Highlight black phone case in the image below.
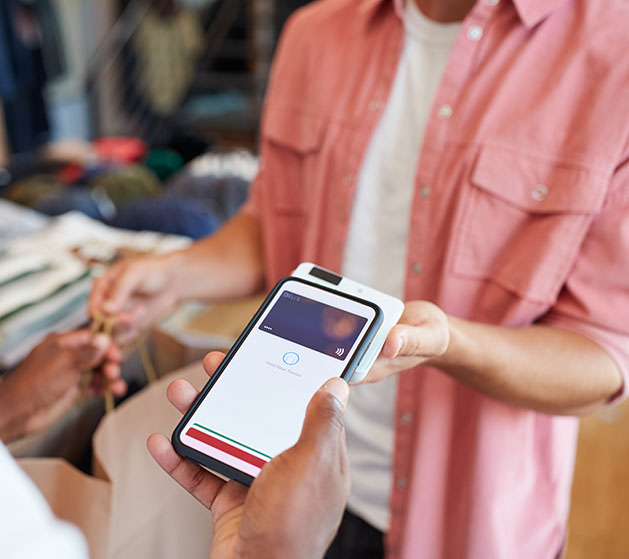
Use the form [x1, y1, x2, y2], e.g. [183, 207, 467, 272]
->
[171, 275, 383, 486]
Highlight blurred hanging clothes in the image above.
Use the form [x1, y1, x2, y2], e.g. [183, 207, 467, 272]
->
[0, 0, 65, 154]
[132, 4, 204, 115]
[166, 149, 256, 219]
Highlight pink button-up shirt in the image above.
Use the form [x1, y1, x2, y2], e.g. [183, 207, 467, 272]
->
[245, 0, 629, 557]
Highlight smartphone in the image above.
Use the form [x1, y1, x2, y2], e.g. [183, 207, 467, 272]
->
[172, 276, 383, 485]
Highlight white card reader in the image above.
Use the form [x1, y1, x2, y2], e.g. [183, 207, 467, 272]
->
[292, 262, 404, 382]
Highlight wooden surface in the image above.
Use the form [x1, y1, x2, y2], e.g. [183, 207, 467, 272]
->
[151, 295, 265, 377]
[185, 295, 265, 339]
[567, 399, 629, 558]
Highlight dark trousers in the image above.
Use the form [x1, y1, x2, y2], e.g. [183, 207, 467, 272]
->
[325, 509, 385, 559]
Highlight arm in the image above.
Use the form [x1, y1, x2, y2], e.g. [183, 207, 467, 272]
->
[366, 302, 622, 416]
[440, 318, 622, 415]
[368, 155, 629, 416]
[163, 212, 264, 303]
[89, 212, 264, 332]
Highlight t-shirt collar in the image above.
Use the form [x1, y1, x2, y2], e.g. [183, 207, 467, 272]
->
[365, 0, 570, 29]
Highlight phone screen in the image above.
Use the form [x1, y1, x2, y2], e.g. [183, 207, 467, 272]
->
[178, 279, 378, 479]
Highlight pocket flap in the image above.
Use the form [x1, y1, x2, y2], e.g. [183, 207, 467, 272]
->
[472, 148, 609, 214]
[262, 107, 327, 153]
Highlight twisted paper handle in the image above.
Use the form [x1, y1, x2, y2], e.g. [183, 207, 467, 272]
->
[82, 312, 157, 413]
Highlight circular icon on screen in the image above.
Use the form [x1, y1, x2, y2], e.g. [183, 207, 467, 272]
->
[282, 351, 300, 366]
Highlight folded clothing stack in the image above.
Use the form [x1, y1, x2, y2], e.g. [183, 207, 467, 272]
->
[0, 211, 190, 370]
[0, 199, 49, 251]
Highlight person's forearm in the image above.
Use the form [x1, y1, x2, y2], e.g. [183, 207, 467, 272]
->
[165, 212, 265, 303]
[0, 375, 31, 443]
[431, 318, 623, 416]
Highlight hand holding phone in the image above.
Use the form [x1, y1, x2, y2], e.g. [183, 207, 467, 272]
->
[150, 352, 350, 559]
[172, 266, 403, 484]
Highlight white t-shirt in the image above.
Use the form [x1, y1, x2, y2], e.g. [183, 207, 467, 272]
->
[0, 443, 88, 558]
[341, 1, 461, 532]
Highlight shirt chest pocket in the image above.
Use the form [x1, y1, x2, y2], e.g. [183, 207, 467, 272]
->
[451, 148, 610, 305]
[261, 107, 327, 214]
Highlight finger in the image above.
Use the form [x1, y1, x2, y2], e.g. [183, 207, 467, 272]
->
[108, 378, 127, 396]
[55, 329, 92, 350]
[87, 273, 109, 317]
[102, 263, 143, 314]
[81, 334, 111, 368]
[381, 325, 405, 359]
[382, 324, 425, 358]
[166, 379, 199, 415]
[57, 331, 111, 369]
[89, 273, 114, 317]
[89, 375, 127, 398]
[202, 352, 225, 378]
[111, 324, 140, 346]
[102, 361, 122, 381]
[386, 323, 448, 359]
[105, 343, 122, 363]
[147, 433, 225, 509]
[360, 354, 417, 384]
[298, 377, 349, 450]
[114, 306, 146, 328]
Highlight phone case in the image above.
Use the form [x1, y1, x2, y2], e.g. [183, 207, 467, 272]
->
[291, 263, 405, 382]
[172, 275, 384, 485]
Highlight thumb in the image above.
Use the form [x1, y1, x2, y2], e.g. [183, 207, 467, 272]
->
[382, 323, 449, 359]
[102, 265, 144, 314]
[297, 377, 349, 450]
[381, 324, 423, 358]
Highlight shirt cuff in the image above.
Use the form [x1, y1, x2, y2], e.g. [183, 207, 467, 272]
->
[539, 313, 629, 404]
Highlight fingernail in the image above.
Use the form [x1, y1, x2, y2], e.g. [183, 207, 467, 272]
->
[324, 377, 350, 410]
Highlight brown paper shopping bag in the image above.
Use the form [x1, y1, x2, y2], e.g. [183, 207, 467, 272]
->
[92, 361, 213, 559]
[18, 458, 112, 559]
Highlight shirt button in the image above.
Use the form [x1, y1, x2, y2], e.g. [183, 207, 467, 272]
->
[368, 99, 385, 111]
[396, 476, 408, 488]
[437, 104, 453, 119]
[401, 412, 413, 424]
[412, 262, 423, 275]
[419, 186, 431, 198]
[342, 172, 355, 185]
[466, 25, 483, 42]
[531, 184, 549, 202]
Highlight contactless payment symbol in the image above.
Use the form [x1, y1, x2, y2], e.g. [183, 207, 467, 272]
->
[282, 351, 300, 366]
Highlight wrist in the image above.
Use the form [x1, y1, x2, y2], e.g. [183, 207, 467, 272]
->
[162, 249, 193, 304]
[426, 314, 462, 370]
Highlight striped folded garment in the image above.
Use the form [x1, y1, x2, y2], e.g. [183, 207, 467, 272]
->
[0, 254, 90, 369]
[0, 211, 190, 371]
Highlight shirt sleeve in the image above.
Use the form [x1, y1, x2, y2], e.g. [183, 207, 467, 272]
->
[539, 153, 629, 402]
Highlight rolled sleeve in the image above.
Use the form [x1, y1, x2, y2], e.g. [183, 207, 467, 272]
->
[539, 154, 629, 402]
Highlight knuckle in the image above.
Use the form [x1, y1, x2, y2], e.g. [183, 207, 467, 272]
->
[187, 466, 207, 495]
[314, 395, 345, 434]
[409, 335, 422, 355]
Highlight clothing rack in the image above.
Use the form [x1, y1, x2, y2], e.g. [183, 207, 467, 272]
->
[84, 0, 272, 145]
